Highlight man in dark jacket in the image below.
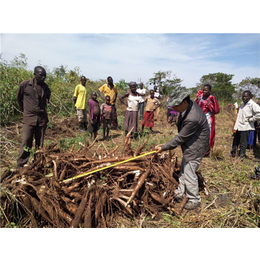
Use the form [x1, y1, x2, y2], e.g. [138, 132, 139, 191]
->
[16, 66, 51, 167]
[156, 87, 209, 210]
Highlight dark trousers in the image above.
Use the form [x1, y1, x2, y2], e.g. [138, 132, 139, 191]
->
[138, 102, 145, 119]
[17, 123, 47, 167]
[231, 130, 250, 157]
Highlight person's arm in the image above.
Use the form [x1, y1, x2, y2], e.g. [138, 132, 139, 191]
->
[73, 85, 78, 107]
[153, 98, 160, 111]
[16, 82, 24, 111]
[161, 119, 199, 151]
[119, 92, 129, 107]
[110, 105, 114, 121]
[248, 102, 260, 122]
[137, 89, 146, 96]
[114, 93, 118, 103]
[46, 86, 51, 104]
[97, 89, 105, 101]
[208, 96, 220, 114]
[88, 100, 93, 124]
[196, 90, 203, 99]
[113, 85, 118, 103]
[100, 104, 104, 121]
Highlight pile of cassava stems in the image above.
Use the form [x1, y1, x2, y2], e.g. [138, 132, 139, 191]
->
[0, 130, 208, 228]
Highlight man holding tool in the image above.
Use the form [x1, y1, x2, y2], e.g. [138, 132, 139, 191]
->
[155, 87, 210, 210]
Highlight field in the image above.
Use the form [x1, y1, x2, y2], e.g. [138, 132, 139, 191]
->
[0, 103, 260, 228]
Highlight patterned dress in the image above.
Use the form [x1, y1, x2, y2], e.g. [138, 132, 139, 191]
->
[195, 90, 220, 154]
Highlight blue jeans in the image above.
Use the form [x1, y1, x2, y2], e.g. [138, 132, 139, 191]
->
[138, 102, 144, 119]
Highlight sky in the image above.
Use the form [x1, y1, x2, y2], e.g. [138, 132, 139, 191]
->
[1, 33, 259, 88]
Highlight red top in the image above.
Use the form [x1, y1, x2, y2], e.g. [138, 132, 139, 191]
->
[195, 92, 220, 115]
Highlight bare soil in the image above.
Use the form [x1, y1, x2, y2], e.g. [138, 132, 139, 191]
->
[1, 107, 260, 228]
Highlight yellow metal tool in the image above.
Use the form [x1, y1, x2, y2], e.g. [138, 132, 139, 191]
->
[61, 150, 157, 184]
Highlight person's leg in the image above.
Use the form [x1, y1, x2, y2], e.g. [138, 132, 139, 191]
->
[103, 126, 106, 139]
[138, 102, 141, 119]
[154, 107, 159, 121]
[167, 108, 171, 118]
[140, 102, 144, 120]
[106, 127, 110, 139]
[230, 131, 240, 156]
[239, 130, 250, 158]
[112, 105, 119, 129]
[94, 131, 97, 140]
[183, 158, 202, 204]
[35, 123, 47, 149]
[88, 122, 94, 141]
[17, 124, 35, 167]
[174, 158, 186, 200]
[77, 109, 85, 132]
[83, 109, 88, 130]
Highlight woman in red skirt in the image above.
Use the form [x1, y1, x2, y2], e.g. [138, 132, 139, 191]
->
[141, 90, 160, 133]
[195, 84, 220, 155]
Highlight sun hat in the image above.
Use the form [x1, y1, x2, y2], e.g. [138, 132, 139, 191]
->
[166, 86, 192, 107]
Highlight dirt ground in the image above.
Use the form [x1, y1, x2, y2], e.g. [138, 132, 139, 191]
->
[1, 107, 260, 228]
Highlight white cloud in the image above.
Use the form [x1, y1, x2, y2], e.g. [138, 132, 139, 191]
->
[1, 33, 259, 88]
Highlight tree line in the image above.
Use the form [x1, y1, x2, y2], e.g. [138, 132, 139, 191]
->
[1, 53, 259, 125]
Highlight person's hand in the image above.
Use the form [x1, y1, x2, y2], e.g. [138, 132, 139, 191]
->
[155, 145, 163, 154]
[90, 120, 93, 124]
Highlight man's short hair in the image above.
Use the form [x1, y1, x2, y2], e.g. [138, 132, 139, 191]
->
[243, 90, 252, 98]
[34, 66, 45, 73]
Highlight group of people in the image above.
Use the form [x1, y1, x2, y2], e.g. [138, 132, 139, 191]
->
[16, 66, 260, 210]
[231, 91, 260, 161]
[119, 82, 161, 138]
[73, 75, 118, 141]
[73, 77, 162, 140]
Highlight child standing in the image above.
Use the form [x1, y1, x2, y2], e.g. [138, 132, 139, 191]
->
[101, 96, 113, 140]
[88, 91, 101, 141]
[141, 90, 160, 134]
[120, 82, 141, 139]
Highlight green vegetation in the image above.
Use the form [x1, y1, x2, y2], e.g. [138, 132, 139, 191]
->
[0, 54, 108, 125]
[1, 53, 260, 125]
[1, 53, 260, 228]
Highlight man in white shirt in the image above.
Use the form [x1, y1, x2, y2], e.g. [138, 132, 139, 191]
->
[136, 82, 146, 120]
[231, 90, 260, 161]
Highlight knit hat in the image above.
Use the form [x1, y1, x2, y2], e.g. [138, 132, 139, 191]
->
[166, 87, 192, 107]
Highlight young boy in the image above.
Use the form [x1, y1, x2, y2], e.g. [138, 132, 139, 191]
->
[141, 90, 160, 134]
[73, 76, 88, 132]
[101, 95, 113, 140]
[88, 91, 101, 141]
